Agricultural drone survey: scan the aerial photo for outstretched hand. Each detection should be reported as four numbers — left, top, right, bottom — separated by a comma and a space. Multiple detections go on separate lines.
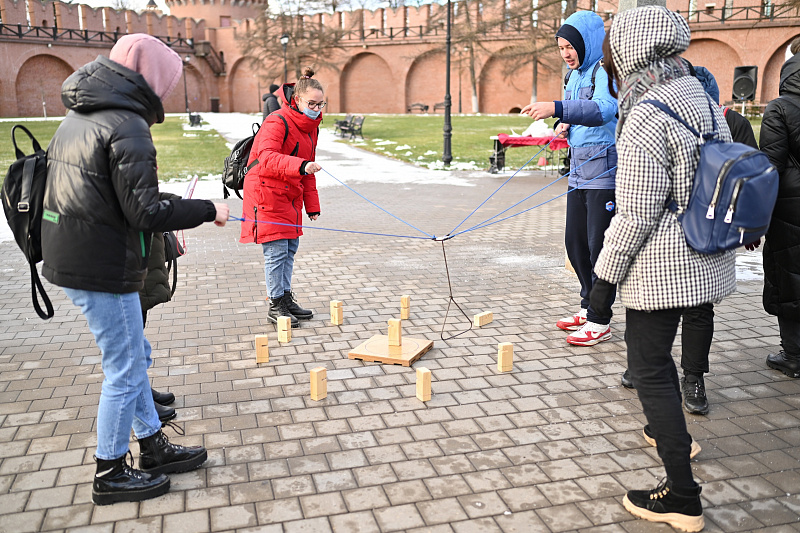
213, 203, 229, 227
520, 102, 556, 121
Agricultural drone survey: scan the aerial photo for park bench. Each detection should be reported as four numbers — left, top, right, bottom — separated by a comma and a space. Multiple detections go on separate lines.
188, 112, 202, 127
334, 114, 353, 136
407, 103, 429, 113
433, 102, 446, 112
339, 115, 365, 140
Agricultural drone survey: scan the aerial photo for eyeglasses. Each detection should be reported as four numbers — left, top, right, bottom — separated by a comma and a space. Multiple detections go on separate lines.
297, 96, 326, 110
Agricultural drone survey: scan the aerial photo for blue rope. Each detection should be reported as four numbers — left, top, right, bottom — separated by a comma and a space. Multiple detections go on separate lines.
228, 216, 433, 240
451, 165, 618, 237
319, 167, 435, 239
447, 138, 557, 236
455, 144, 614, 236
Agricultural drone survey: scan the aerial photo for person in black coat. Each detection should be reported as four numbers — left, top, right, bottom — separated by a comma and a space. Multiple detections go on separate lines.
760, 52, 800, 378
262, 83, 280, 120
42, 34, 230, 505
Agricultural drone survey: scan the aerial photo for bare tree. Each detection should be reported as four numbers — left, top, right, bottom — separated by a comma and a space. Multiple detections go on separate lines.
238, 0, 358, 86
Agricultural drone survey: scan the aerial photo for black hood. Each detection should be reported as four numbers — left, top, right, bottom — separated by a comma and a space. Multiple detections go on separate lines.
60, 55, 164, 125
780, 53, 800, 98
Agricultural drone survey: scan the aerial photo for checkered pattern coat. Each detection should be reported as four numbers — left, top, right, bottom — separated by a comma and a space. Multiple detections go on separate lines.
594, 7, 736, 311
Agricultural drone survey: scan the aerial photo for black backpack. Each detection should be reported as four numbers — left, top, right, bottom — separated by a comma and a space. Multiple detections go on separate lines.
222, 115, 289, 199
1, 125, 54, 319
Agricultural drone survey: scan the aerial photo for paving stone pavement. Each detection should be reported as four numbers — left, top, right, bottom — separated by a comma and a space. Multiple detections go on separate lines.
1, 167, 799, 533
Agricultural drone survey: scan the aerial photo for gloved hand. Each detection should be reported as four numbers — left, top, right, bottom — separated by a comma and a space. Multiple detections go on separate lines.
744, 238, 761, 251
307, 212, 320, 221
589, 278, 616, 319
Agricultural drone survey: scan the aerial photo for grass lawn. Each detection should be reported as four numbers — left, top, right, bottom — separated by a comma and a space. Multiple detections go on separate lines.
323, 114, 563, 171
0, 116, 230, 187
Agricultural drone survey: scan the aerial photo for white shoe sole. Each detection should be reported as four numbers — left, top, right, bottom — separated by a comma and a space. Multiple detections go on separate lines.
642, 429, 702, 459
566, 331, 612, 346
623, 494, 705, 532
556, 320, 585, 331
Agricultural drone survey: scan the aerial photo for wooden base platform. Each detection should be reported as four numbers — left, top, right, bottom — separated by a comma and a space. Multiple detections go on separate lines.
348, 335, 433, 366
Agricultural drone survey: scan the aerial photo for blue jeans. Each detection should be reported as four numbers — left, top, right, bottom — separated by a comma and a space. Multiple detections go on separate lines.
63, 288, 161, 460
565, 187, 617, 325
262, 238, 299, 299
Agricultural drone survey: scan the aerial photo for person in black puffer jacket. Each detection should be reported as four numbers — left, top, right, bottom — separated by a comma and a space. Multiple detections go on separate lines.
262, 83, 281, 121
42, 34, 230, 506
760, 52, 800, 379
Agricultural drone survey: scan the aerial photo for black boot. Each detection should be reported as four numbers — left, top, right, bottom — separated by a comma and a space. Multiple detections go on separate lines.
284, 290, 313, 319
152, 388, 175, 406
138, 430, 207, 475
623, 478, 704, 532
766, 351, 800, 378
92, 453, 169, 505
621, 369, 635, 389
155, 402, 176, 424
681, 375, 709, 415
267, 294, 299, 328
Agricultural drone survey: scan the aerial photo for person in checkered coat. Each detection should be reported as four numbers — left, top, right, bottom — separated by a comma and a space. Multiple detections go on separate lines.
590, 6, 737, 531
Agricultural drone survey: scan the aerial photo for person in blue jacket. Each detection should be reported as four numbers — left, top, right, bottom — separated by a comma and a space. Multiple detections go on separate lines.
522, 10, 618, 346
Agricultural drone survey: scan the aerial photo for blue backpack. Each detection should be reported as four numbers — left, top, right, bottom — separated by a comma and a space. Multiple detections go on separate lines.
642, 99, 778, 254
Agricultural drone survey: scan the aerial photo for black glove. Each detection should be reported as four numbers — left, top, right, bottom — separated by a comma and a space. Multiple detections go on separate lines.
589, 278, 616, 319
307, 212, 320, 220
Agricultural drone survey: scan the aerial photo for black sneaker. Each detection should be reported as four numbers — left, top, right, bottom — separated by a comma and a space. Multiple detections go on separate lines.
621, 369, 635, 389
152, 388, 175, 406
623, 478, 704, 532
92, 452, 169, 505
681, 375, 709, 415
284, 290, 313, 320
138, 430, 207, 475
642, 425, 701, 459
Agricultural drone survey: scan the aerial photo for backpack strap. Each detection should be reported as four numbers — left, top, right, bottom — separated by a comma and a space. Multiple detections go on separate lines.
30, 263, 54, 320
563, 69, 572, 92
722, 106, 729, 117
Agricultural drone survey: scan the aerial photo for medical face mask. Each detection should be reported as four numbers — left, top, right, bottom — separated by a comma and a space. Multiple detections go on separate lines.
303, 107, 321, 120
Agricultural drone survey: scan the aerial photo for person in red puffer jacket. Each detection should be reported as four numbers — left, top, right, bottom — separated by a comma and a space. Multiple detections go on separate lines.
240, 66, 323, 327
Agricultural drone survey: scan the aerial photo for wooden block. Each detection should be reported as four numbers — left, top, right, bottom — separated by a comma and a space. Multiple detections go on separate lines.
348, 335, 433, 367
310, 367, 327, 401
388, 318, 402, 347
416, 367, 431, 401
330, 300, 343, 325
473, 311, 494, 327
400, 295, 410, 320
498, 342, 513, 372
277, 316, 291, 343
255, 334, 269, 364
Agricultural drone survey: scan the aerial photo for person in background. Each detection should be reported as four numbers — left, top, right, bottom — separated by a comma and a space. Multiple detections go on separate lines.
262, 83, 281, 121
619, 62, 759, 417
241, 67, 323, 327
139, 192, 183, 425
759, 48, 800, 379
593, 7, 737, 530
42, 34, 230, 505
521, 10, 619, 347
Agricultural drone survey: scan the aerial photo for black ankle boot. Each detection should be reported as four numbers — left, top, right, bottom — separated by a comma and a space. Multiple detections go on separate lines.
138, 430, 207, 475
267, 295, 299, 328
766, 351, 800, 378
152, 388, 175, 406
155, 402, 176, 424
284, 290, 313, 319
623, 478, 704, 532
92, 453, 169, 505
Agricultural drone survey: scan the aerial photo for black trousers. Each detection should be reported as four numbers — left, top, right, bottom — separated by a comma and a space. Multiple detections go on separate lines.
680, 303, 714, 375
565, 187, 616, 325
626, 307, 695, 487
779, 316, 800, 355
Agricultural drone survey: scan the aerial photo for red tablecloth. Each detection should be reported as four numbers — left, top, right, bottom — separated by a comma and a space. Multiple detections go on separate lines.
497, 134, 569, 151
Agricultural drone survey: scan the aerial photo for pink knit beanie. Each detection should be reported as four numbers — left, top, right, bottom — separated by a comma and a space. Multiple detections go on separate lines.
110, 34, 183, 101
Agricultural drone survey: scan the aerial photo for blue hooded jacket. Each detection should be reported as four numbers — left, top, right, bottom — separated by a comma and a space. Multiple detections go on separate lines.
556, 11, 617, 189
692, 66, 720, 104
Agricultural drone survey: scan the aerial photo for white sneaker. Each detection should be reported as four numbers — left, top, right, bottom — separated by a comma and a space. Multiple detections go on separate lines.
556, 308, 587, 331
567, 321, 612, 346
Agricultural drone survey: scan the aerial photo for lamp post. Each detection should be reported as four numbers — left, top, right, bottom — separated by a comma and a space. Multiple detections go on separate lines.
442, 0, 452, 167
280, 34, 290, 83
182, 55, 191, 115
